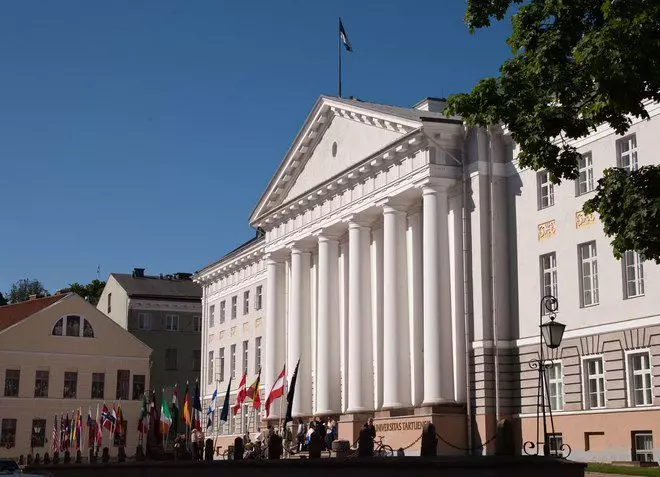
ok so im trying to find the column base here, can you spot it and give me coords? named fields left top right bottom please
left=314, top=409, right=341, bottom=417
left=345, top=406, right=373, bottom=414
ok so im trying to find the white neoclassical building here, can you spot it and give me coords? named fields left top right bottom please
left=195, top=95, right=660, bottom=460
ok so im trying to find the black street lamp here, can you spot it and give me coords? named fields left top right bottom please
left=523, top=295, right=571, bottom=458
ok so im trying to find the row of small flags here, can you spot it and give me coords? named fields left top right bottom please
left=137, top=381, right=203, bottom=440
left=50, top=403, right=124, bottom=453
left=205, top=359, right=300, bottom=430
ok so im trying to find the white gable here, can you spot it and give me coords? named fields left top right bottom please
left=282, top=116, right=403, bottom=202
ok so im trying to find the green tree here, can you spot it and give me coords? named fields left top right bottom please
left=68, top=279, right=106, bottom=306
left=0, top=292, right=7, bottom=306
left=9, top=279, right=49, bottom=304
left=445, top=0, right=660, bottom=262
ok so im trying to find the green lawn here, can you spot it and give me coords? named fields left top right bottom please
left=587, top=463, right=660, bottom=476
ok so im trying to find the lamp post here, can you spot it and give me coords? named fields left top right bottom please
left=523, top=295, right=571, bottom=458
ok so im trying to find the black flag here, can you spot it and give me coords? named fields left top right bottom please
left=339, top=18, right=353, bottom=52
left=284, top=359, right=300, bottom=425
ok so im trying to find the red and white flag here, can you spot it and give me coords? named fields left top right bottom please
left=265, top=365, right=286, bottom=417
left=232, top=372, right=248, bottom=415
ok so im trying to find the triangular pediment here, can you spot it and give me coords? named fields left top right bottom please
left=250, top=96, right=423, bottom=224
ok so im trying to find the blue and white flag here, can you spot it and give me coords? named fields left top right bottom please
left=206, top=386, right=218, bottom=429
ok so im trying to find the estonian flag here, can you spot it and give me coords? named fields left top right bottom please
left=339, top=18, right=353, bottom=52
left=284, top=359, right=300, bottom=425
left=207, top=386, right=218, bottom=430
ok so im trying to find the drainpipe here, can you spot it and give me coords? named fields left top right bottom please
left=488, top=128, right=501, bottom=429
left=461, top=127, right=473, bottom=453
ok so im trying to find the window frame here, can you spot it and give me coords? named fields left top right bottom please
left=582, top=356, right=606, bottom=410
left=548, top=433, right=564, bottom=457
left=220, top=301, right=226, bottom=324
left=537, top=170, right=555, bottom=210
left=209, top=305, right=215, bottom=328
left=4, top=369, right=20, bottom=397
left=193, top=315, right=201, bottom=333
left=256, top=285, right=263, bottom=310
left=219, top=347, right=225, bottom=382
left=137, top=312, right=152, bottom=330
left=208, top=350, right=214, bottom=385
left=31, top=418, right=47, bottom=448
left=617, top=134, right=639, bottom=172
left=243, top=291, right=250, bottom=315
left=242, top=340, right=249, bottom=375
left=626, top=350, right=653, bottom=407
left=255, top=336, right=262, bottom=374
left=231, top=296, right=237, bottom=320
left=116, top=369, right=130, bottom=400
left=52, top=315, right=94, bottom=338
left=578, top=241, right=599, bottom=307
left=107, top=293, right=112, bottom=314
left=132, top=374, right=145, bottom=400
left=91, top=372, right=105, bottom=399
left=34, top=370, right=49, bottom=398
left=230, top=344, right=237, bottom=379
left=63, top=371, right=78, bottom=399
left=576, top=152, right=595, bottom=196
left=166, top=314, right=179, bottom=331
left=546, top=361, right=564, bottom=411
left=632, top=431, right=654, bottom=463
left=623, top=251, right=645, bottom=299
left=1, top=418, right=17, bottom=449
left=192, top=349, right=201, bottom=371
left=540, top=252, right=558, bottom=305
left=165, top=348, right=178, bottom=370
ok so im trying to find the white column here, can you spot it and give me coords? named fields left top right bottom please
left=407, top=210, right=424, bottom=407
left=371, top=227, right=384, bottom=410
left=422, top=184, right=455, bottom=404
left=338, top=240, right=349, bottom=413
left=449, top=194, right=467, bottom=402
left=382, top=204, right=411, bottom=409
left=265, top=256, right=286, bottom=418
left=347, top=220, right=374, bottom=413
left=316, top=233, right=341, bottom=415
left=288, top=246, right=312, bottom=416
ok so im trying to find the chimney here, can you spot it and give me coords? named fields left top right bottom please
left=413, top=97, right=447, bottom=113
left=132, top=268, right=145, bottom=278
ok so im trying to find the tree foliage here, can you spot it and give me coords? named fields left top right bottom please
left=446, top=0, right=660, bottom=261
left=9, top=278, right=49, bottom=304
left=68, top=279, right=106, bottom=306
left=0, top=292, right=7, bottom=306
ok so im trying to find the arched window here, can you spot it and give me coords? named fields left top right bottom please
left=83, top=319, right=94, bottom=338
left=52, top=315, right=94, bottom=338
left=52, top=318, right=63, bottom=336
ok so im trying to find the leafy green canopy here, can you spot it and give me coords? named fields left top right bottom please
left=446, top=0, right=660, bottom=262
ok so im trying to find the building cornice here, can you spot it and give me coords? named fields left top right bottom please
left=194, top=239, right=266, bottom=286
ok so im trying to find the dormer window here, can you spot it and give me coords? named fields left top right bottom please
left=52, top=315, right=94, bottom=338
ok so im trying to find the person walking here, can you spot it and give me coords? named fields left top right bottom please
left=296, top=419, right=306, bottom=452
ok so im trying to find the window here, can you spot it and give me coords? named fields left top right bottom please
left=540, top=252, right=558, bottom=302
left=219, top=348, right=225, bottom=382
left=132, top=375, right=145, bottom=400
left=52, top=315, right=93, bottom=337
left=1, top=419, right=17, bottom=449
left=230, top=344, right=236, bottom=379
left=63, top=371, right=77, bottom=398
left=209, top=305, right=215, bottom=328
left=255, top=337, right=262, bottom=373
left=548, top=363, right=563, bottom=411
left=577, top=152, right=594, bottom=195
left=34, top=370, right=49, bottom=398
left=243, top=291, right=250, bottom=315
left=4, top=370, right=19, bottom=397
left=242, top=340, right=249, bottom=374
left=91, top=373, right=105, bottom=399
left=138, top=313, right=151, bottom=330
left=166, top=314, right=179, bottom=331
left=31, top=419, right=46, bottom=448
left=629, top=352, right=653, bottom=406
left=256, top=286, right=263, bottom=310
left=165, top=349, right=178, bottom=370
left=231, top=296, right=237, bottom=319
left=220, top=301, right=226, bottom=324
left=193, top=350, right=201, bottom=371
left=548, top=433, right=564, bottom=457
left=83, top=319, right=94, bottom=337
left=617, top=134, right=638, bottom=172
left=107, top=293, right=112, bottom=314
left=116, top=370, right=130, bottom=400
left=208, top=351, right=214, bottom=385
left=584, top=358, right=606, bottom=409
left=193, top=315, right=201, bottom=333
left=632, top=432, right=654, bottom=462
left=579, top=242, right=599, bottom=307
left=623, top=251, right=645, bottom=298
left=538, top=171, right=555, bottom=209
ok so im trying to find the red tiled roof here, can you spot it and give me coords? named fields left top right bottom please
left=0, top=294, right=66, bottom=332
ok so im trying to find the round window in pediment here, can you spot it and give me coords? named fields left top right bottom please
left=332, top=141, right=338, bottom=157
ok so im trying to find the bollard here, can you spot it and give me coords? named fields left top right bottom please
left=233, top=437, right=244, bottom=460
left=205, top=439, right=213, bottom=462
left=64, top=450, right=71, bottom=464
left=357, top=427, right=374, bottom=458
left=43, top=453, right=50, bottom=465
left=101, top=447, right=109, bottom=464
left=136, top=445, right=145, bottom=461
left=118, top=447, right=126, bottom=462
left=397, top=448, right=405, bottom=457
left=34, top=453, right=41, bottom=465
left=75, top=450, right=82, bottom=464
left=495, top=418, right=515, bottom=456
left=420, top=422, right=438, bottom=457
left=27, top=454, right=33, bottom=466
left=53, top=451, right=60, bottom=464
left=268, top=433, right=283, bottom=459
left=308, top=431, right=322, bottom=459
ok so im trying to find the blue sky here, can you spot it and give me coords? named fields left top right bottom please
left=0, top=1, right=514, bottom=294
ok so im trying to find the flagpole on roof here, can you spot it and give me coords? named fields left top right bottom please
left=338, top=17, right=342, bottom=98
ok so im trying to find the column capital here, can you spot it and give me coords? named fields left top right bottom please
left=264, top=251, right=288, bottom=263
left=415, top=177, right=456, bottom=194
left=342, top=214, right=373, bottom=229
left=286, top=242, right=314, bottom=254
left=313, top=229, right=342, bottom=242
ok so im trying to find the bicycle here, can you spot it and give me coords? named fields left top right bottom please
left=374, top=436, right=394, bottom=457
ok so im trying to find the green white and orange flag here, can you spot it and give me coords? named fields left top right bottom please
left=160, top=389, right=172, bottom=437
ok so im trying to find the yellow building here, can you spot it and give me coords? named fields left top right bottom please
left=0, top=293, right=152, bottom=459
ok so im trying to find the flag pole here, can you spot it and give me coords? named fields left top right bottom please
left=278, top=370, right=286, bottom=435
left=338, top=17, right=342, bottom=98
